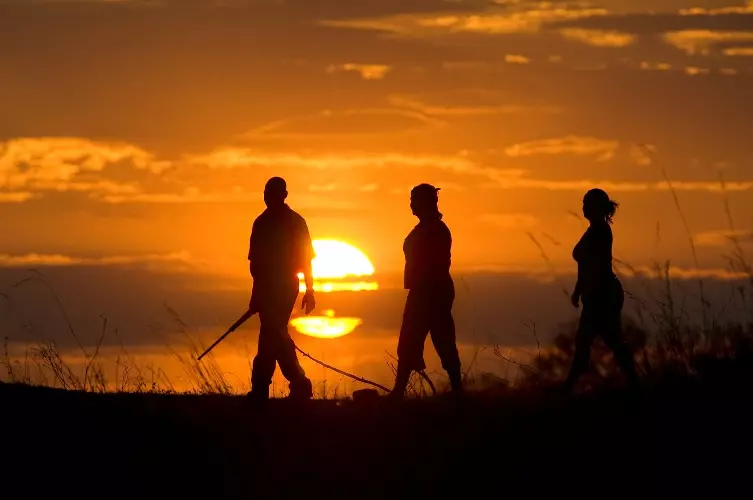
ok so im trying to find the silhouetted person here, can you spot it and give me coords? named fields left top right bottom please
left=247, top=177, right=316, bottom=401
left=562, top=188, right=638, bottom=391
left=391, top=184, right=463, bottom=398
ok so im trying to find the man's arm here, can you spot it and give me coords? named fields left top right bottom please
left=248, top=220, right=258, bottom=278
left=300, top=219, right=315, bottom=292
left=298, top=217, right=316, bottom=314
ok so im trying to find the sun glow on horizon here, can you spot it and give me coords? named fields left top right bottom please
left=291, top=309, right=362, bottom=339
left=297, top=239, right=378, bottom=293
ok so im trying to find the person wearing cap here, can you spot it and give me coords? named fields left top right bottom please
left=561, top=188, right=638, bottom=391
left=391, top=183, right=463, bottom=397
left=246, top=177, right=316, bottom=401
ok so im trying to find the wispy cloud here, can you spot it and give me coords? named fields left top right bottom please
left=504, top=54, right=530, bottom=64
left=321, top=2, right=609, bottom=37
left=559, top=28, right=636, bottom=47
left=684, top=66, right=711, bottom=76
left=485, top=172, right=753, bottom=193
left=724, top=46, right=753, bottom=56
left=326, top=63, right=392, bottom=80
left=187, top=148, right=477, bottom=172
left=0, top=251, right=194, bottom=269
left=694, top=229, right=753, bottom=247
left=617, top=263, right=752, bottom=281
left=664, top=30, right=753, bottom=55
left=639, top=61, right=672, bottom=71
left=0, top=192, right=36, bottom=203
left=679, top=2, right=753, bottom=16
left=188, top=146, right=753, bottom=194
left=504, top=136, right=618, bottom=160
left=242, top=108, right=442, bottom=140
left=388, top=95, right=561, bottom=117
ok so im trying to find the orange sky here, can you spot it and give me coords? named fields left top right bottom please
left=1, top=1, right=752, bottom=383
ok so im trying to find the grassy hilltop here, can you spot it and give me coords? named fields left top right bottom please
left=3, top=357, right=753, bottom=500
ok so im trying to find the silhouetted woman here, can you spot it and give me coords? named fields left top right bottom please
left=391, top=184, right=463, bottom=398
left=563, top=188, right=638, bottom=391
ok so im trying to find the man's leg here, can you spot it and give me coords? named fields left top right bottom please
left=273, top=285, right=313, bottom=399
left=393, top=290, right=430, bottom=397
left=249, top=307, right=278, bottom=400
left=428, top=284, right=462, bottom=392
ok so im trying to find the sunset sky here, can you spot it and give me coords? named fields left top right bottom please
left=1, top=0, right=752, bottom=389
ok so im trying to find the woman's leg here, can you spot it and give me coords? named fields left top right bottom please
left=393, top=290, right=430, bottom=397
left=563, top=307, right=596, bottom=391
left=602, top=281, right=639, bottom=385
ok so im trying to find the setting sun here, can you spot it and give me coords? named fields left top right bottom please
left=298, top=239, right=378, bottom=293
left=311, top=239, right=375, bottom=278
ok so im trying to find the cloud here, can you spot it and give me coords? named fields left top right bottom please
left=639, top=61, right=673, bottom=71
left=187, top=146, right=753, bottom=195
left=684, top=66, right=712, bottom=75
left=0, top=137, right=168, bottom=200
left=388, top=94, right=561, bottom=117
left=504, top=136, right=618, bottom=159
left=616, top=263, right=751, bottom=281
left=504, top=54, right=530, bottom=64
left=187, top=148, right=477, bottom=173
left=559, top=28, right=636, bottom=47
left=679, top=2, right=753, bottom=16
left=724, top=46, right=753, bottom=56
left=321, top=2, right=609, bottom=37
left=0, top=192, right=35, bottom=203
left=242, top=109, right=442, bottom=140
left=100, top=186, right=355, bottom=210
left=549, top=9, right=753, bottom=35
left=664, top=30, right=753, bottom=55
left=0, top=251, right=195, bottom=269
left=485, top=173, right=753, bottom=193
left=694, top=229, right=753, bottom=247
left=479, top=213, right=539, bottom=229
left=326, top=63, right=392, bottom=80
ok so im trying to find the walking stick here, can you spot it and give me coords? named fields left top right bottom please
left=196, top=309, right=255, bottom=361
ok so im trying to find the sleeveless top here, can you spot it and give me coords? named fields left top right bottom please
left=573, top=222, right=617, bottom=294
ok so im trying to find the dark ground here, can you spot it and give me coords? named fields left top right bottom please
left=2, top=372, right=752, bottom=499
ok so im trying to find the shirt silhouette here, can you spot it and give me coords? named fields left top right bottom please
left=247, top=177, right=315, bottom=401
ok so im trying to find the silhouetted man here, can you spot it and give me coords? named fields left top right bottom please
left=391, top=183, right=463, bottom=398
left=247, top=177, right=316, bottom=401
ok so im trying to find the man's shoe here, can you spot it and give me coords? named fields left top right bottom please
left=246, top=389, right=269, bottom=405
left=287, top=378, right=313, bottom=401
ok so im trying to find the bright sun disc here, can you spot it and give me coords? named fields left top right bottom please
left=297, top=239, right=377, bottom=293
left=310, top=239, right=374, bottom=279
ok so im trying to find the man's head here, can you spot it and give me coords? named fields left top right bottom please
left=410, top=183, right=441, bottom=219
left=264, top=177, right=288, bottom=208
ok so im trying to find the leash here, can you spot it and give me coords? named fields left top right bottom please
left=292, top=343, right=391, bottom=393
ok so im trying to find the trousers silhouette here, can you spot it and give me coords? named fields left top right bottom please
left=394, top=280, right=462, bottom=392
left=250, top=277, right=311, bottom=397
left=565, top=278, right=637, bottom=388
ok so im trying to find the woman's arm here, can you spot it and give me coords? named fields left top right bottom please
left=571, top=268, right=582, bottom=307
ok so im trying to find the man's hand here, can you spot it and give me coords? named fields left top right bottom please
left=570, top=291, right=580, bottom=308
left=301, top=290, right=316, bottom=315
